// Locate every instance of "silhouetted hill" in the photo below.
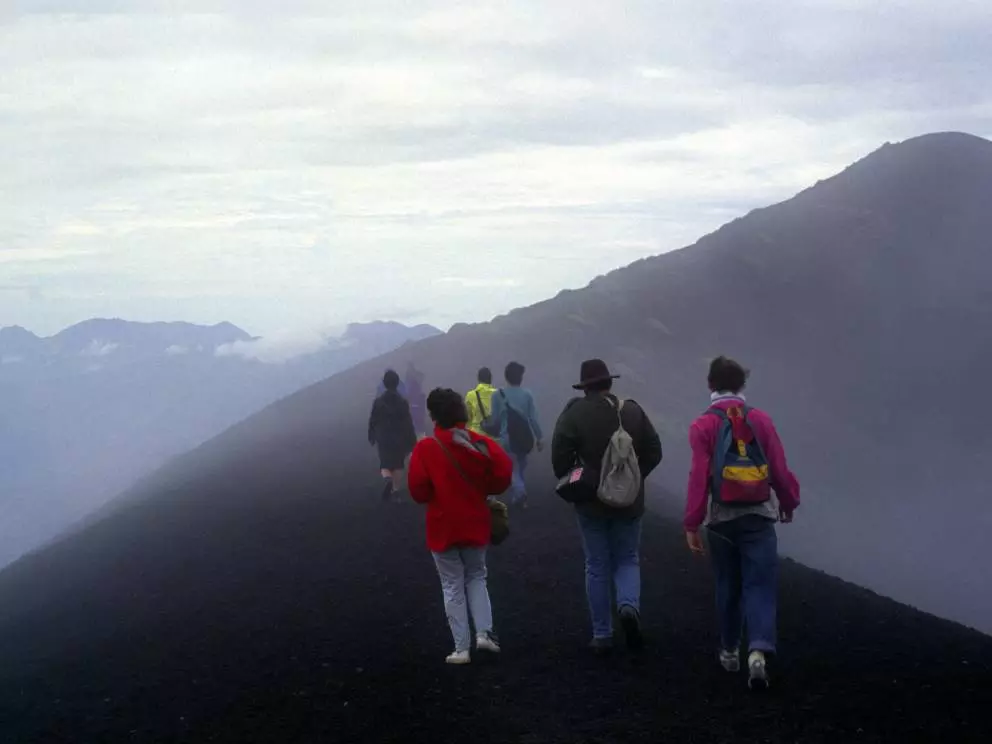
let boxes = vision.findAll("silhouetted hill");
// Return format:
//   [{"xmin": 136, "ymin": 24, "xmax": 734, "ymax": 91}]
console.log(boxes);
[{"xmin": 1, "ymin": 133, "xmax": 991, "ymax": 740}]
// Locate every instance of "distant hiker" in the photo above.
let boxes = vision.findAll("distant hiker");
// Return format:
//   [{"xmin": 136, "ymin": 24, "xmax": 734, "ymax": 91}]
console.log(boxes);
[
  {"xmin": 368, "ymin": 370, "xmax": 418, "ymax": 502},
  {"xmin": 407, "ymin": 387, "xmax": 513, "ymax": 665},
  {"xmin": 465, "ymin": 367, "xmax": 499, "ymax": 437},
  {"xmin": 405, "ymin": 362, "xmax": 428, "ymax": 437},
  {"xmin": 376, "ymin": 371, "xmax": 407, "ymax": 400},
  {"xmin": 685, "ymin": 356, "xmax": 800, "ymax": 690},
  {"xmin": 551, "ymin": 359, "xmax": 662, "ymax": 655},
  {"xmin": 489, "ymin": 361, "xmax": 543, "ymax": 508}
]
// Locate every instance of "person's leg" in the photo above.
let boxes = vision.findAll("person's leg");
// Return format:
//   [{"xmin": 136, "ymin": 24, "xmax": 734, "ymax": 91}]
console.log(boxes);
[
  {"xmin": 739, "ymin": 519, "xmax": 779, "ymax": 655},
  {"xmin": 577, "ymin": 513, "xmax": 614, "ymax": 641},
  {"xmin": 508, "ymin": 454, "xmax": 526, "ymax": 505},
  {"xmin": 432, "ymin": 550, "xmax": 472, "ymax": 653},
  {"xmin": 461, "ymin": 546, "xmax": 494, "ymax": 636},
  {"xmin": 707, "ymin": 522, "xmax": 744, "ymax": 654},
  {"xmin": 516, "ymin": 454, "xmax": 529, "ymax": 506},
  {"xmin": 610, "ymin": 516, "xmax": 642, "ymax": 612}
]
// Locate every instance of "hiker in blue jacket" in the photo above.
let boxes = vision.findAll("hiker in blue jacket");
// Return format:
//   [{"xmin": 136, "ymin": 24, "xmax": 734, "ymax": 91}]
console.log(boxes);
[{"xmin": 490, "ymin": 361, "xmax": 543, "ymax": 508}]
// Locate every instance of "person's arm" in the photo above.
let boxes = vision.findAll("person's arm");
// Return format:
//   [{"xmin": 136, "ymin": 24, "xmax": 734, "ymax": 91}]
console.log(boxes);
[
  {"xmin": 368, "ymin": 400, "xmax": 379, "ymax": 445},
  {"xmin": 526, "ymin": 391, "xmax": 544, "ymax": 443},
  {"xmin": 407, "ymin": 442, "xmax": 434, "ymax": 504},
  {"xmin": 684, "ymin": 418, "xmax": 712, "ymax": 532},
  {"xmin": 761, "ymin": 415, "xmax": 800, "ymax": 517},
  {"xmin": 465, "ymin": 391, "xmax": 479, "ymax": 431},
  {"xmin": 635, "ymin": 405, "xmax": 663, "ymax": 478},
  {"xmin": 551, "ymin": 403, "xmax": 580, "ymax": 479}
]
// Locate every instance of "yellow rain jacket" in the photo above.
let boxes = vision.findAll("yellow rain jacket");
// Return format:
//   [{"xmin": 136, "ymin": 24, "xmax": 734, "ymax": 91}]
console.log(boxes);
[{"xmin": 465, "ymin": 383, "xmax": 497, "ymax": 435}]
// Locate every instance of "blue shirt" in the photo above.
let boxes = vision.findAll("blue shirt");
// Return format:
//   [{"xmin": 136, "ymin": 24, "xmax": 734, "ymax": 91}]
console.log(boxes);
[{"xmin": 490, "ymin": 386, "xmax": 543, "ymax": 446}]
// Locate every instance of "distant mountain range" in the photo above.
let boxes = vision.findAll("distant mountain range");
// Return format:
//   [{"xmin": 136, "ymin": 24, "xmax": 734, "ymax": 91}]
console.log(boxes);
[{"xmin": 0, "ymin": 318, "xmax": 441, "ymax": 565}]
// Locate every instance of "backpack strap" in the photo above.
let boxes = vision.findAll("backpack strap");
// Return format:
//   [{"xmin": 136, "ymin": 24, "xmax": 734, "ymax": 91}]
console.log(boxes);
[
  {"xmin": 474, "ymin": 390, "xmax": 488, "ymax": 419},
  {"xmin": 432, "ymin": 436, "xmax": 477, "ymax": 489}
]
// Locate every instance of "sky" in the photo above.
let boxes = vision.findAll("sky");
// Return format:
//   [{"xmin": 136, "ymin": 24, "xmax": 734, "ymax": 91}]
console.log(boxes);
[{"xmin": 2, "ymin": 0, "xmax": 991, "ymax": 338}]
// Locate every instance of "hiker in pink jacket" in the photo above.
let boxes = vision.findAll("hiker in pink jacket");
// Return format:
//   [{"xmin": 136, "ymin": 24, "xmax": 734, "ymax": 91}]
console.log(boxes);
[{"xmin": 685, "ymin": 357, "xmax": 800, "ymax": 691}]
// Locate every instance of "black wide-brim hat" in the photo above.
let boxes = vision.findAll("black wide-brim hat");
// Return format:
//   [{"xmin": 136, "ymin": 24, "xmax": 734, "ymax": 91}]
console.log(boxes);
[{"xmin": 573, "ymin": 358, "xmax": 620, "ymax": 390}]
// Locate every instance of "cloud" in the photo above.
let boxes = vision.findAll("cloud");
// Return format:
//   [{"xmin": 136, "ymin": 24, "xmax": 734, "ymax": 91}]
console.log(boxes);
[
  {"xmin": 2, "ymin": 1, "xmax": 991, "ymax": 336},
  {"xmin": 80, "ymin": 341, "xmax": 118, "ymax": 357},
  {"xmin": 164, "ymin": 345, "xmax": 189, "ymax": 356},
  {"xmin": 215, "ymin": 326, "xmax": 342, "ymax": 364}
]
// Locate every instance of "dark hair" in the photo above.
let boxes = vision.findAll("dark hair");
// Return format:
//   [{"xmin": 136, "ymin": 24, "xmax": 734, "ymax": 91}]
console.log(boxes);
[
  {"xmin": 427, "ymin": 387, "xmax": 469, "ymax": 429},
  {"xmin": 382, "ymin": 369, "xmax": 400, "ymax": 391},
  {"xmin": 478, "ymin": 367, "xmax": 493, "ymax": 384},
  {"xmin": 504, "ymin": 361, "xmax": 525, "ymax": 386},
  {"xmin": 707, "ymin": 356, "xmax": 748, "ymax": 394}
]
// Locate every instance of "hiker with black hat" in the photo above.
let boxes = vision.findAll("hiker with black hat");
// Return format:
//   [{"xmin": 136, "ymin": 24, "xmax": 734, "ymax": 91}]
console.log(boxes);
[{"xmin": 551, "ymin": 359, "xmax": 662, "ymax": 655}]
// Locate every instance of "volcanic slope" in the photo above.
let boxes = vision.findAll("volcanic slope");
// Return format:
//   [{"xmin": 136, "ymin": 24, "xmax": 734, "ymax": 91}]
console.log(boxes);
[{"xmin": 2, "ymin": 132, "xmax": 992, "ymax": 740}]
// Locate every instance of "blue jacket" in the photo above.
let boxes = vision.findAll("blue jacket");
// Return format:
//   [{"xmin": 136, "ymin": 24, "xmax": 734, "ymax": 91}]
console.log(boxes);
[{"xmin": 490, "ymin": 386, "xmax": 543, "ymax": 448}]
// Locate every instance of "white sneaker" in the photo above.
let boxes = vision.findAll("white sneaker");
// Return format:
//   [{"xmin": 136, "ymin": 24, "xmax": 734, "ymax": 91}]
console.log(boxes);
[
  {"xmin": 719, "ymin": 649, "xmax": 740, "ymax": 672},
  {"xmin": 748, "ymin": 651, "xmax": 769, "ymax": 690},
  {"xmin": 445, "ymin": 650, "xmax": 471, "ymax": 665},
  {"xmin": 476, "ymin": 632, "xmax": 501, "ymax": 653}
]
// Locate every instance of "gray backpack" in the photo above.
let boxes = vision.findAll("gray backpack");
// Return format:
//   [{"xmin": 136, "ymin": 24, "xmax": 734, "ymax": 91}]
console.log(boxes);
[{"xmin": 597, "ymin": 398, "xmax": 642, "ymax": 508}]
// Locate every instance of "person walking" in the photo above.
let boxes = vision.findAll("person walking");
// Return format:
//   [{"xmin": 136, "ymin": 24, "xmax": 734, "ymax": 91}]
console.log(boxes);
[
  {"xmin": 405, "ymin": 362, "xmax": 428, "ymax": 438},
  {"xmin": 490, "ymin": 361, "xmax": 543, "ymax": 508},
  {"xmin": 407, "ymin": 388, "xmax": 514, "ymax": 664},
  {"xmin": 368, "ymin": 370, "xmax": 418, "ymax": 502},
  {"xmin": 684, "ymin": 356, "xmax": 800, "ymax": 690},
  {"xmin": 551, "ymin": 359, "xmax": 662, "ymax": 655},
  {"xmin": 465, "ymin": 367, "xmax": 499, "ymax": 436}
]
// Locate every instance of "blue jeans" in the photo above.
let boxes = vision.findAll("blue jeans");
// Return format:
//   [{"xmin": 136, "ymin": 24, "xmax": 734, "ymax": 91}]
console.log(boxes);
[
  {"xmin": 432, "ymin": 547, "xmax": 493, "ymax": 652},
  {"xmin": 576, "ymin": 513, "xmax": 642, "ymax": 639},
  {"xmin": 508, "ymin": 453, "xmax": 528, "ymax": 505},
  {"xmin": 707, "ymin": 515, "xmax": 778, "ymax": 654}
]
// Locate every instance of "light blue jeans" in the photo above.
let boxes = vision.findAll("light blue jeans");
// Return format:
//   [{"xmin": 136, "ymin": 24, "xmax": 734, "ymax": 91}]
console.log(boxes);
[
  {"xmin": 576, "ymin": 513, "xmax": 642, "ymax": 639},
  {"xmin": 432, "ymin": 546, "xmax": 493, "ymax": 652}
]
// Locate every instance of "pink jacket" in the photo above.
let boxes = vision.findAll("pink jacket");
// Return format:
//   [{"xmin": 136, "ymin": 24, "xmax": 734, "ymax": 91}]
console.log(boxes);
[{"xmin": 685, "ymin": 397, "xmax": 800, "ymax": 532}]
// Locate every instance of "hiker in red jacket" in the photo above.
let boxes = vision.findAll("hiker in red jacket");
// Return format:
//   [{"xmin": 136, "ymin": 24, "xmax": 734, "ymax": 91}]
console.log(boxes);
[
  {"xmin": 685, "ymin": 357, "xmax": 800, "ymax": 691},
  {"xmin": 407, "ymin": 388, "xmax": 513, "ymax": 665}
]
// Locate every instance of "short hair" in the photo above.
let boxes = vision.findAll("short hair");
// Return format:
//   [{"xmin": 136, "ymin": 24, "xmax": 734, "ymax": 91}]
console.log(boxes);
[
  {"xmin": 504, "ymin": 361, "xmax": 525, "ymax": 386},
  {"xmin": 707, "ymin": 356, "xmax": 748, "ymax": 394},
  {"xmin": 478, "ymin": 367, "xmax": 493, "ymax": 385},
  {"xmin": 383, "ymin": 369, "xmax": 401, "ymax": 390},
  {"xmin": 427, "ymin": 388, "xmax": 469, "ymax": 429}
]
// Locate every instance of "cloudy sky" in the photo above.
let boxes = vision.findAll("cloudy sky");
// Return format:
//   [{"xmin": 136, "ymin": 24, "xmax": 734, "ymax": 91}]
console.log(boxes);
[{"xmin": 2, "ymin": 0, "xmax": 991, "ymax": 337}]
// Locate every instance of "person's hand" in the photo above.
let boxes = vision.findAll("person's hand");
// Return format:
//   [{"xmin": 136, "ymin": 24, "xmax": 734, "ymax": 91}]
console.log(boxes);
[
  {"xmin": 779, "ymin": 509, "xmax": 794, "ymax": 524},
  {"xmin": 686, "ymin": 530, "xmax": 706, "ymax": 556},
  {"xmin": 536, "ymin": 440, "xmax": 545, "ymax": 453}
]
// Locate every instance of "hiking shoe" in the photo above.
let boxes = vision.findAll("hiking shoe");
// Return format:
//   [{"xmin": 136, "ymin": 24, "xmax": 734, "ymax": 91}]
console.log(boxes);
[
  {"xmin": 445, "ymin": 650, "xmax": 471, "ymax": 665},
  {"xmin": 719, "ymin": 649, "xmax": 741, "ymax": 672},
  {"xmin": 476, "ymin": 632, "xmax": 501, "ymax": 654},
  {"xmin": 589, "ymin": 637, "xmax": 614, "ymax": 656},
  {"xmin": 380, "ymin": 480, "xmax": 393, "ymax": 502},
  {"xmin": 748, "ymin": 651, "xmax": 770, "ymax": 690},
  {"xmin": 619, "ymin": 606, "xmax": 644, "ymax": 650}
]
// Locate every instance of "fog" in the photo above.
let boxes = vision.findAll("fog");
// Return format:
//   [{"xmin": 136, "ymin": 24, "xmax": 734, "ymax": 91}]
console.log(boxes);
[{"xmin": 0, "ymin": 319, "xmax": 439, "ymax": 565}]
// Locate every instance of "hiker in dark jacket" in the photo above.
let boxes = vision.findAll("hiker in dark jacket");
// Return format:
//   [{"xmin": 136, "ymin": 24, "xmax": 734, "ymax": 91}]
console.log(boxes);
[
  {"xmin": 368, "ymin": 370, "xmax": 418, "ymax": 502},
  {"xmin": 551, "ymin": 359, "xmax": 662, "ymax": 654}
]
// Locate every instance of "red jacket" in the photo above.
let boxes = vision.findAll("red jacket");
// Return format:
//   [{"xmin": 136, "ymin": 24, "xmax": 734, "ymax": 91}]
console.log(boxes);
[
  {"xmin": 408, "ymin": 425, "xmax": 513, "ymax": 553},
  {"xmin": 685, "ymin": 397, "xmax": 801, "ymax": 532}
]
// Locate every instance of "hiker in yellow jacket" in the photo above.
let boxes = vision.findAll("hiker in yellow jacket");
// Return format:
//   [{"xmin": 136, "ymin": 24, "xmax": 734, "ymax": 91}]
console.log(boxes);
[{"xmin": 465, "ymin": 367, "xmax": 498, "ymax": 436}]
